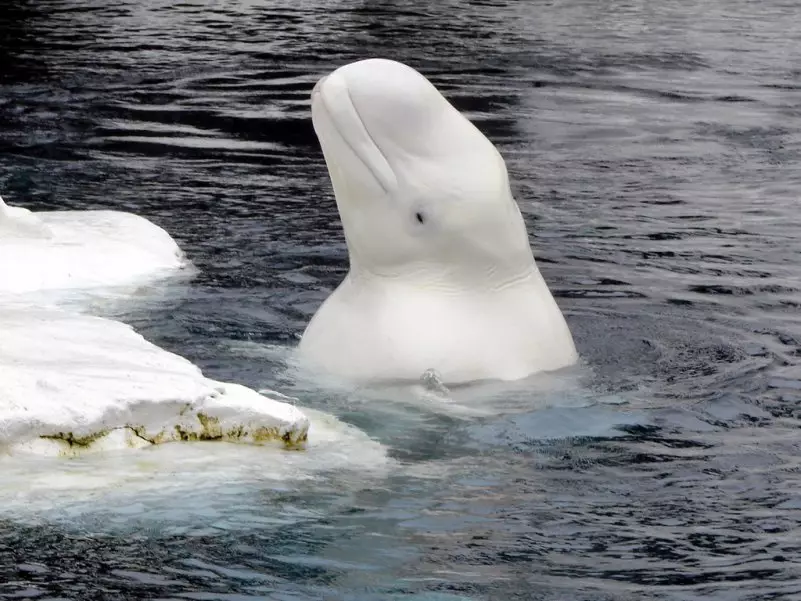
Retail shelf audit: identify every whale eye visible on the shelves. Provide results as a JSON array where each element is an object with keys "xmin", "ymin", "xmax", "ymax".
[{"xmin": 415, "ymin": 211, "xmax": 425, "ymax": 224}]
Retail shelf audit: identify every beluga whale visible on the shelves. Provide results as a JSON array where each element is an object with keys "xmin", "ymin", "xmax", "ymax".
[{"xmin": 298, "ymin": 58, "xmax": 578, "ymax": 385}]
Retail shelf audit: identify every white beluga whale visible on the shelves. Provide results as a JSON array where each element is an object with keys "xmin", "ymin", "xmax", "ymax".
[
  {"xmin": 0, "ymin": 194, "xmax": 189, "ymax": 295},
  {"xmin": 298, "ymin": 58, "xmax": 578, "ymax": 385}
]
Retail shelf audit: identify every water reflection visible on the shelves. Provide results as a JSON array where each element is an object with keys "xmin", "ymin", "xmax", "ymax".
[{"xmin": 2, "ymin": 0, "xmax": 801, "ymax": 599}]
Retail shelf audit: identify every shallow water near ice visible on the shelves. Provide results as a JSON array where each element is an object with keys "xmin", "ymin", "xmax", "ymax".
[
  {"xmin": 2, "ymin": 0, "xmax": 801, "ymax": 599},
  {"xmin": 0, "ymin": 408, "xmax": 390, "ymax": 520}
]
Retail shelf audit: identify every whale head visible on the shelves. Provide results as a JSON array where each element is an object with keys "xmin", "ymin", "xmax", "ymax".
[{"xmin": 311, "ymin": 58, "xmax": 535, "ymax": 286}]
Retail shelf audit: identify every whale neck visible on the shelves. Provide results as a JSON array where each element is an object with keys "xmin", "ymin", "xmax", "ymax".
[{"xmin": 347, "ymin": 257, "xmax": 541, "ymax": 296}]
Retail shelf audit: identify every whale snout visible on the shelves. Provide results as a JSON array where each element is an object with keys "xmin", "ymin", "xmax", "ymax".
[
  {"xmin": 312, "ymin": 58, "xmax": 494, "ymax": 200},
  {"xmin": 312, "ymin": 66, "xmax": 398, "ymax": 193},
  {"xmin": 323, "ymin": 60, "xmax": 445, "ymax": 154},
  {"xmin": 311, "ymin": 75, "xmax": 327, "ymax": 99}
]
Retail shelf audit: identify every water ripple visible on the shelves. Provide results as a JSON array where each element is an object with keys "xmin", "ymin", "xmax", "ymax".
[{"xmin": 3, "ymin": 0, "xmax": 801, "ymax": 599}]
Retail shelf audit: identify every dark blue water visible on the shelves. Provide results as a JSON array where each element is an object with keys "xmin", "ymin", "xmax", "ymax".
[{"xmin": 2, "ymin": 0, "xmax": 801, "ymax": 599}]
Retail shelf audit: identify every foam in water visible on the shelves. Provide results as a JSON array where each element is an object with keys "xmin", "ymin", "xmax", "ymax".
[{"xmin": 230, "ymin": 340, "xmax": 651, "ymax": 460}]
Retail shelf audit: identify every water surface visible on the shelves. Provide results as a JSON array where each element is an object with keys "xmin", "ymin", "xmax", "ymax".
[{"xmin": 2, "ymin": 0, "xmax": 801, "ymax": 599}]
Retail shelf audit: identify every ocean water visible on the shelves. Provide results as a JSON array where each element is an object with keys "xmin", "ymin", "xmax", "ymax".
[{"xmin": 2, "ymin": 0, "xmax": 801, "ymax": 599}]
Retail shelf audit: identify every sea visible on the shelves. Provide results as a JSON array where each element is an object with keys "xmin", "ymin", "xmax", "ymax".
[{"xmin": 1, "ymin": 0, "xmax": 800, "ymax": 599}]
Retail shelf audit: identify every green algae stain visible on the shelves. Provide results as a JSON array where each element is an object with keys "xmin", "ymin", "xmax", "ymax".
[
  {"xmin": 37, "ymin": 413, "xmax": 309, "ymax": 455},
  {"xmin": 170, "ymin": 412, "xmax": 225, "ymax": 442},
  {"xmin": 40, "ymin": 429, "xmax": 110, "ymax": 448},
  {"xmin": 196, "ymin": 412, "xmax": 223, "ymax": 439},
  {"xmin": 278, "ymin": 428, "xmax": 309, "ymax": 450},
  {"xmin": 172, "ymin": 424, "xmax": 198, "ymax": 442},
  {"xmin": 128, "ymin": 425, "xmax": 166, "ymax": 446}
]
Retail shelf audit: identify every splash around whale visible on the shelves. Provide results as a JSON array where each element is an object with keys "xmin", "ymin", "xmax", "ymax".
[{"xmin": 297, "ymin": 58, "xmax": 578, "ymax": 385}]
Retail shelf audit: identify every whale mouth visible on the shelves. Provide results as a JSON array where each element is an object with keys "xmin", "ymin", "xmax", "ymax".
[{"xmin": 312, "ymin": 73, "xmax": 398, "ymax": 194}]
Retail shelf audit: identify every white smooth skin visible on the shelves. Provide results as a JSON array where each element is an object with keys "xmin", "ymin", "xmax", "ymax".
[
  {"xmin": 0, "ymin": 195, "xmax": 189, "ymax": 294},
  {"xmin": 298, "ymin": 58, "xmax": 578, "ymax": 385}
]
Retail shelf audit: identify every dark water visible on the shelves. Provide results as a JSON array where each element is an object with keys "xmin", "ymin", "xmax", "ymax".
[{"xmin": 3, "ymin": 0, "xmax": 801, "ymax": 599}]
